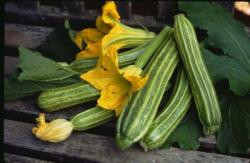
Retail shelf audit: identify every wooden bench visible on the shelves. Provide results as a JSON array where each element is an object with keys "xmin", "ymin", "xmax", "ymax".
[{"xmin": 4, "ymin": 1, "xmax": 250, "ymax": 162}]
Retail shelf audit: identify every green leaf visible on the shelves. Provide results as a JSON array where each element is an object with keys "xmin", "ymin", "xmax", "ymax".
[
  {"xmin": 161, "ymin": 108, "xmax": 203, "ymax": 150},
  {"xmin": 18, "ymin": 47, "xmax": 80, "ymax": 82},
  {"xmin": 179, "ymin": 1, "xmax": 250, "ymax": 96},
  {"xmin": 36, "ymin": 20, "xmax": 79, "ymax": 62},
  {"xmin": 217, "ymin": 92, "xmax": 250, "ymax": 153},
  {"xmin": 203, "ymin": 48, "xmax": 250, "ymax": 95},
  {"xmin": 5, "ymin": 72, "xmax": 81, "ymax": 101}
]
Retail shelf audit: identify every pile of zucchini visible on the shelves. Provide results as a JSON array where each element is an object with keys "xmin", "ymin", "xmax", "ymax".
[{"xmin": 37, "ymin": 14, "xmax": 222, "ymax": 151}]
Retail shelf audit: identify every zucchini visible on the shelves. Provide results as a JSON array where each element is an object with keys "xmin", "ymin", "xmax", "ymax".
[
  {"xmin": 140, "ymin": 69, "xmax": 192, "ymax": 151},
  {"xmin": 71, "ymin": 106, "xmax": 115, "ymax": 131},
  {"xmin": 38, "ymin": 26, "xmax": 171, "ymax": 112},
  {"xmin": 173, "ymin": 14, "xmax": 221, "ymax": 135},
  {"xmin": 116, "ymin": 27, "xmax": 180, "ymax": 149},
  {"xmin": 38, "ymin": 82, "xmax": 99, "ymax": 112},
  {"xmin": 57, "ymin": 26, "xmax": 173, "ymax": 132}
]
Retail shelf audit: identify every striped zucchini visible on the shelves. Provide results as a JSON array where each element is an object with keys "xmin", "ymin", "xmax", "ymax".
[
  {"xmin": 69, "ymin": 40, "xmax": 150, "ymax": 73},
  {"xmin": 116, "ymin": 27, "xmax": 180, "ymax": 149},
  {"xmin": 140, "ymin": 69, "xmax": 192, "ymax": 151},
  {"xmin": 71, "ymin": 106, "xmax": 115, "ymax": 131},
  {"xmin": 38, "ymin": 82, "xmax": 99, "ymax": 112},
  {"xmin": 49, "ymin": 26, "xmax": 173, "ymax": 133},
  {"xmin": 38, "ymin": 26, "xmax": 172, "ymax": 112},
  {"xmin": 173, "ymin": 14, "xmax": 221, "ymax": 135},
  {"xmin": 40, "ymin": 26, "xmax": 172, "ymax": 136}
]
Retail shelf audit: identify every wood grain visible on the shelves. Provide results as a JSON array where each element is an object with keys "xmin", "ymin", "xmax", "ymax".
[
  {"xmin": 4, "ymin": 153, "xmax": 54, "ymax": 163},
  {"xmin": 5, "ymin": 119, "xmax": 249, "ymax": 163}
]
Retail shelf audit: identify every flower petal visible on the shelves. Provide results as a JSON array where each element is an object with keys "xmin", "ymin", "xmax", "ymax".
[
  {"xmin": 98, "ymin": 81, "xmax": 130, "ymax": 116},
  {"xmin": 122, "ymin": 65, "xmax": 149, "ymax": 92},
  {"xmin": 81, "ymin": 55, "xmax": 121, "ymax": 90},
  {"xmin": 75, "ymin": 28, "xmax": 104, "ymax": 50},
  {"xmin": 76, "ymin": 41, "xmax": 102, "ymax": 59},
  {"xmin": 96, "ymin": 16, "xmax": 112, "ymax": 34},
  {"xmin": 102, "ymin": 1, "xmax": 120, "ymax": 25}
]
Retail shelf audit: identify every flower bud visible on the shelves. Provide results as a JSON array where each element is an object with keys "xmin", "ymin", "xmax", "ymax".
[{"xmin": 32, "ymin": 113, "xmax": 73, "ymax": 143}]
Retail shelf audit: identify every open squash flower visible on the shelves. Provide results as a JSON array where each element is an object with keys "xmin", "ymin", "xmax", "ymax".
[
  {"xmin": 32, "ymin": 114, "xmax": 73, "ymax": 143},
  {"xmin": 75, "ymin": 1, "xmax": 155, "ymax": 60},
  {"xmin": 81, "ymin": 54, "xmax": 149, "ymax": 116}
]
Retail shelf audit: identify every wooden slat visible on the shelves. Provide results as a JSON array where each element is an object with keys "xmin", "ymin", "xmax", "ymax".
[
  {"xmin": 4, "ymin": 119, "xmax": 249, "ymax": 163},
  {"xmin": 62, "ymin": 1, "xmax": 85, "ymax": 15},
  {"xmin": 4, "ymin": 23, "xmax": 249, "ymax": 57},
  {"xmin": 16, "ymin": 0, "xmax": 40, "ymax": 12},
  {"xmin": 4, "ymin": 56, "xmax": 19, "ymax": 76},
  {"xmin": 4, "ymin": 97, "xmax": 116, "ymax": 137},
  {"xmin": 5, "ymin": 2, "xmax": 165, "ymax": 30},
  {"xmin": 5, "ymin": 23, "xmax": 53, "ymax": 49},
  {"xmin": 4, "ymin": 153, "xmax": 54, "ymax": 163}
]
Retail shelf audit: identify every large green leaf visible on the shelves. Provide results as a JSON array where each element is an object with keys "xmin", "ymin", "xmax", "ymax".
[
  {"xmin": 179, "ymin": 1, "xmax": 250, "ymax": 96},
  {"xmin": 18, "ymin": 47, "xmax": 80, "ymax": 82},
  {"xmin": 217, "ymin": 91, "xmax": 250, "ymax": 153},
  {"xmin": 162, "ymin": 108, "xmax": 203, "ymax": 150},
  {"xmin": 5, "ymin": 72, "xmax": 81, "ymax": 101},
  {"xmin": 203, "ymin": 48, "xmax": 250, "ymax": 96}
]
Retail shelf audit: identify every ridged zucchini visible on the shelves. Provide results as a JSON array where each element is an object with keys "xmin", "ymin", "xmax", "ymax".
[
  {"xmin": 38, "ymin": 82, "xmax": 99, "ymax": 112},
  {"xmin": 173, "ymin": 14, "xmax": 221, "ymax": 135},
  {"xmin": 140, "ymin": 69, "xmax": 192, "ymax": 151},
  {"xmin": 54, "ymin": 26, "xmax": 173, "ymax": 132},
  {"xmin": 38, "ymin": 26, "xmax": 172, "ymax": 112},
  {"xmin": 116, "ymin": 27, "xmax": 180, "ymax": 149},
  {"xmin": 71, "ymin": 106, "xmax": 115, "ymax": 131}
]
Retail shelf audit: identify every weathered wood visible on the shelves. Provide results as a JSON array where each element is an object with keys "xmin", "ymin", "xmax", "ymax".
[
  {"xmin": 62, "ymin": 1, "xmax": 85, "ymax": 15},
  {"xmin": 4, "ymin": 97, "xmax": 116, "ymax": 137},
  {"xmin": 4, "ymin": 23, "xmax": 249, "ymax": 57},
  {"xmin": 4, "ymin": 153, "xmax": 54, "ymax": 163},
  {"xmin": 5, "ymin": 23, "xmax": 53, "ymax": 49},
  {"xmin": 16, "ymin": 0, "xmax": 40, "ymax": 12},
  {"xmin": 4, "ymin": 56, "xmax": 19, "ymax": 76},
  {"xmin": 5, "ymin": 2, "xmax": 164, "ymax": 30},
  {"xmin": 4, "ymin": 119, "xmax": 249, "ymax": 163}
]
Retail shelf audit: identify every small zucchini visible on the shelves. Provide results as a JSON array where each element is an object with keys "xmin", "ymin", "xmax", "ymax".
[
  {"xmin": 71, "ymin": 106, "xmax": 115, "ymax": 131},
  {"xmin": 38, "ymin": 82, "xmax": 99, "ymax": 112},
  {"xmin": 173, "ymin": 14, "xmax": 221, "ymax": 135}
]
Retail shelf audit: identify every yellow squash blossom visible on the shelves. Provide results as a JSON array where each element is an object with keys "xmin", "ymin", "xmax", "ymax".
[
  {"xmin": 81, "ymin": 55, "xmax": 149, "ymax": 115},
  {"xmin": 75, "ymin": 28, "xmax": 104, "ymax": 59},
  {"xmin": 75, "ymin": 1, "xmax": 155, "ymax": 60},
  {"xmin": 32, "ymin": 114, "xmax": 73, "ymax": 143}
]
